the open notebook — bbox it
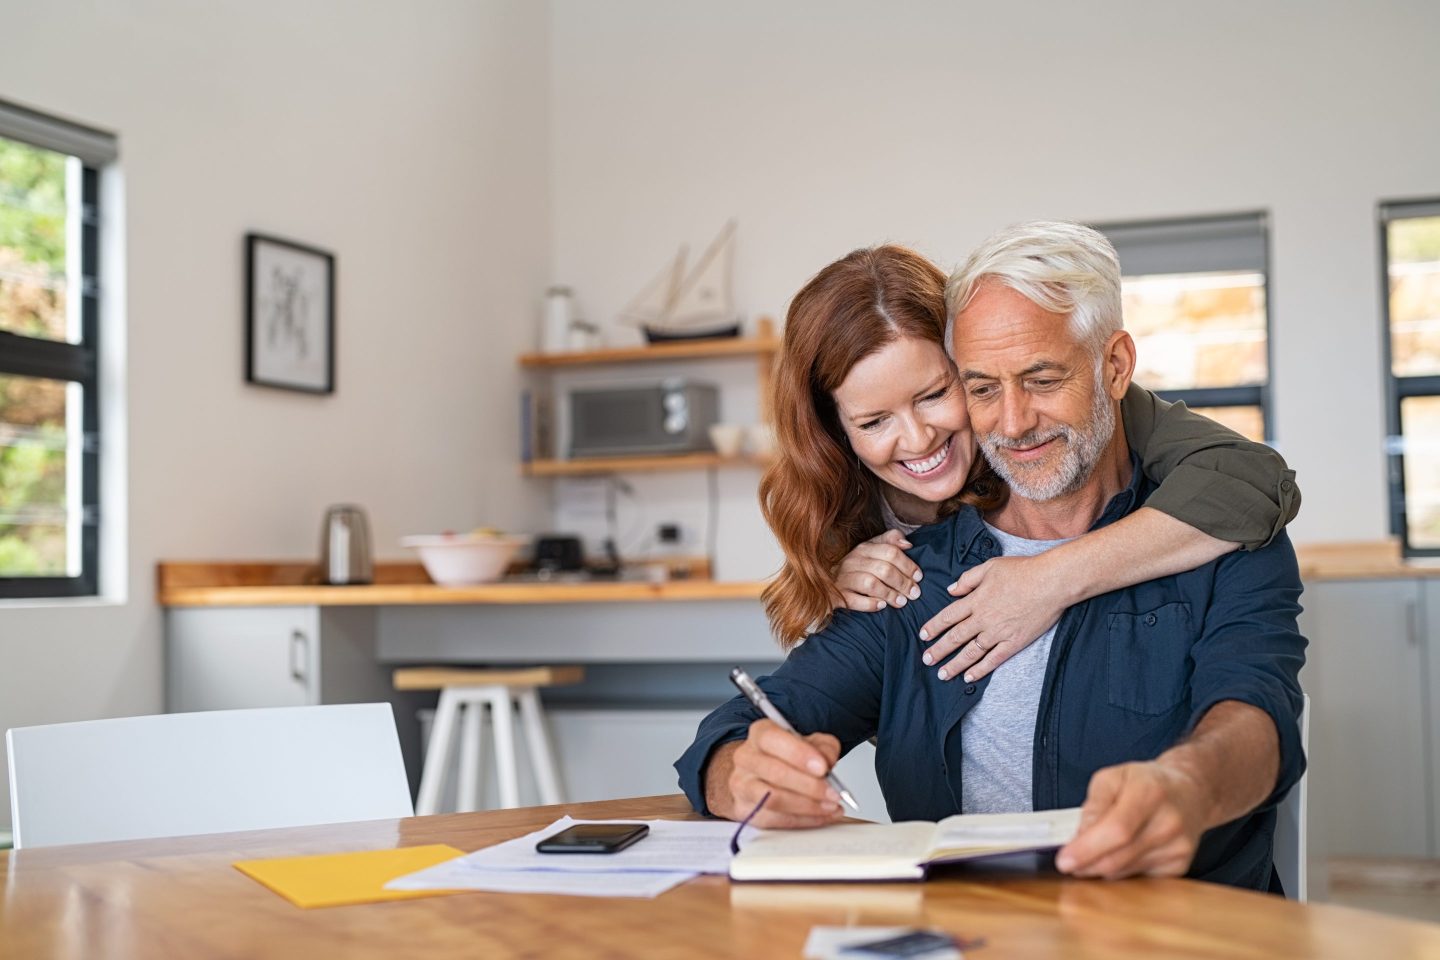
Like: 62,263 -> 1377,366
729,808 -> 1082,882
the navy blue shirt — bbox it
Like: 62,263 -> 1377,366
675,456 -> 1307,891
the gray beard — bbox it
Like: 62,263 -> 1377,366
979,387 -> 1116,503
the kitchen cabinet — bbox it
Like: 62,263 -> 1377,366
1426,579 -> 1440,855
1298,578 -> 1438,883
167,606 -> 392,712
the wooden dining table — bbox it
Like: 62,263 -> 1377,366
5,794 -> 1440,959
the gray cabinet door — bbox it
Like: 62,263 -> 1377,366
167,607 -> 321,712
1425,580 -> 1440,855
1299,580 -> 1430,861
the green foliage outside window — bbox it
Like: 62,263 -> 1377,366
0,135 -> 70,577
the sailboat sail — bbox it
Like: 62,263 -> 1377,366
661,219 -> 736,332
618,246 -> 687,326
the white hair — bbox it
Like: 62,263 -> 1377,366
944,220 -> 1123,359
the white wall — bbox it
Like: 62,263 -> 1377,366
550,0 -> 1440,564
0,0 -> 551,825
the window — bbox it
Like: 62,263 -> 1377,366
0,101 -> 115,598
1381,199 -> 1440,556
1096,213 -> 1272,442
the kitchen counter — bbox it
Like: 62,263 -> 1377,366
156,562 -> 767,608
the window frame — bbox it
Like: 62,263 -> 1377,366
1094,211 -> 1275,442
1380,197 -> 1440,558
0,105 -> 107,598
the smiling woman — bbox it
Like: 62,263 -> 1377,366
831,336 -> 974,526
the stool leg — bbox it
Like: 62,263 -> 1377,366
488,688 -> 520,809
457,698 -> 483,813
518,688 -> 564,805
417,687 -> 460,815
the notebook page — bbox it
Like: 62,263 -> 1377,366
730,821 -> 937,881
930,808 -> 1082,859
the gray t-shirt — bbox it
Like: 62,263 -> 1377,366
959,522 -> 1073,814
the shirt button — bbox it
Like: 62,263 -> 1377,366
1144,613 -> 1158,626
982,536 -> 997,552
1281,479 -> 1295,492
964,684 -> 977,695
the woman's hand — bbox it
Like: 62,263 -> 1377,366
835,529 -> 923,612
917,553 -> 1074,681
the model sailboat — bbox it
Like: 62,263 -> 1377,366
619,221 -> 741,343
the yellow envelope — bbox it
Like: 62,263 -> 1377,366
235,844 -> 465,908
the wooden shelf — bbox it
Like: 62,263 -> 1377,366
518,333 -> 779,368
522,452 -> 770,476
156,561 -> 768,608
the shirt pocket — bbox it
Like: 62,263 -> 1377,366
1107,602 -> 1195,716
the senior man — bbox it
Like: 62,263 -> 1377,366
675,221 -> 1306,892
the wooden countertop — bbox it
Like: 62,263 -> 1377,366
157,562 -> 768,608
156,542 -> 1440,608
1293,539 -> 1440,581
6,794 -> 1440,960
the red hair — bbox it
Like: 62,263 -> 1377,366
759,246 -> 1003,648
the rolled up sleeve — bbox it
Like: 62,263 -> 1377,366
674,609 -> 888,816
1122,385 -> 1301,550
1185,532 -> 1308,808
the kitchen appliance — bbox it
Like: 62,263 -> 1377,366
319,504 -> 373,585
568,379 -> 719,458
534,535 -> 585,573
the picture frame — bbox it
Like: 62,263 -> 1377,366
245,233 -> 336,394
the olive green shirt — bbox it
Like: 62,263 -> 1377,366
1120,384 -> 1298,550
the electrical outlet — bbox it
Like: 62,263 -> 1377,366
657,523 -> 682,545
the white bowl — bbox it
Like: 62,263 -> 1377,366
400,533 -> 528,585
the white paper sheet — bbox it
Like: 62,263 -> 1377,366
385,816 -> 748,899
386,860 -> 695,899
443,816 -> 748,875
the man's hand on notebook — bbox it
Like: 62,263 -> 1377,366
1053,760 -> 1208,880
703,719 -> 846,829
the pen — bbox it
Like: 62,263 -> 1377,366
728,666 -> 860,812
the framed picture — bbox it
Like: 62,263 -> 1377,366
245,233 -> 335,394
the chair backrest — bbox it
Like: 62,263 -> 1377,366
7,703 -> 413,849
1272,693 -> 1310,901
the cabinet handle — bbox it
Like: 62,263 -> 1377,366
1405,599 -> 1420,648
290,629 -> 309,682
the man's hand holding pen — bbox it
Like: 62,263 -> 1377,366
703,720 -> 847,829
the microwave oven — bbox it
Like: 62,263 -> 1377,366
568,380 -> 720,458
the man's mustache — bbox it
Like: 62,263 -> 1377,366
981,425 -> 1073,452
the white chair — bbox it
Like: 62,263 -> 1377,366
1273,693 -> 1311,901
6,703 -> 413,849
395,666 -> 581,815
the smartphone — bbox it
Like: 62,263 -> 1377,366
839,930 -> 961,958
535,823 -> 650,854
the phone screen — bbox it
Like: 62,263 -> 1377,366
535,823 -> 650,854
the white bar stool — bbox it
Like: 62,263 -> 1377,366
396,666 -> 583,815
